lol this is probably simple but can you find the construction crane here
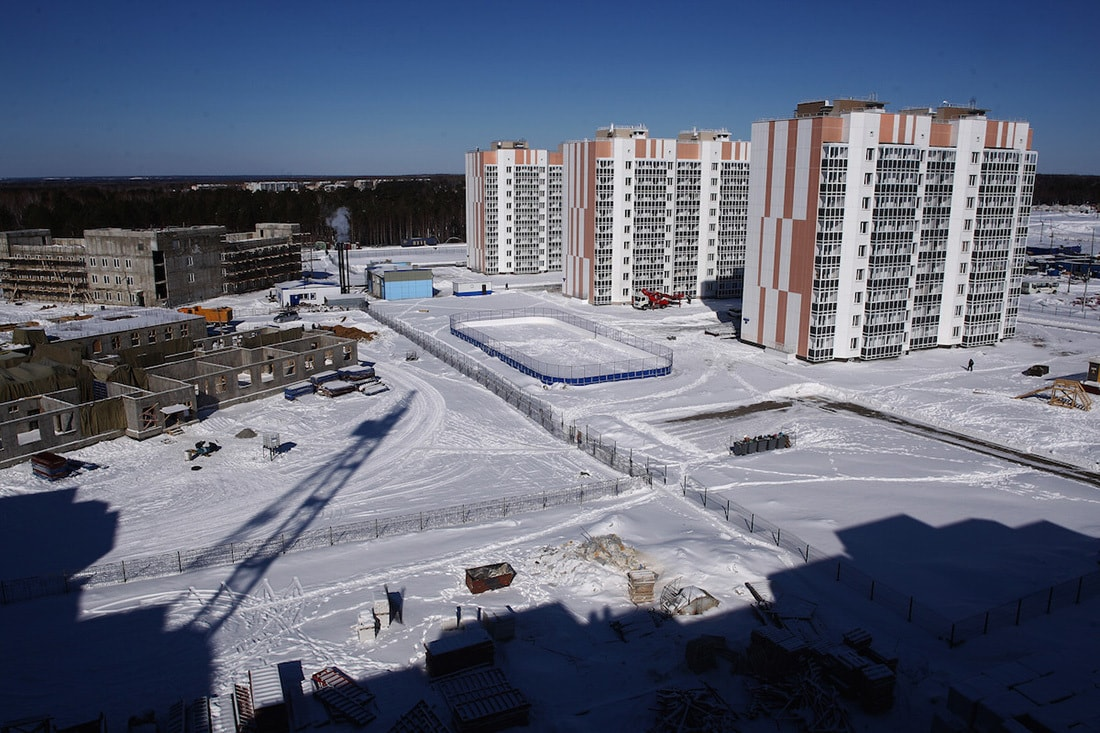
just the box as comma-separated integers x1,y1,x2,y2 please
633,288,685,310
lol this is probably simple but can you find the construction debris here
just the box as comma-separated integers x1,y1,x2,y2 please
1015,378,1092,410
648,687,739,733
660,582,719,616
318,324,378,341
748,662,852,733
574,533,645,571
628,569,659,604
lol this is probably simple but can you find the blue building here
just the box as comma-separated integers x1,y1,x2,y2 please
367,265,434,300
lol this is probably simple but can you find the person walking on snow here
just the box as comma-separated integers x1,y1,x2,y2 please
967,358,974,372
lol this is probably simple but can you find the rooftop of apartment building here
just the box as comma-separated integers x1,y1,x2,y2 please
792,97,989,120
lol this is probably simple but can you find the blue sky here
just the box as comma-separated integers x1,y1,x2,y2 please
2,0,1097,177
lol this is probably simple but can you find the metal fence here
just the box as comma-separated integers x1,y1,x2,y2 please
679,475,1100,647
0,477,638,605
369,308,669,484
449,307,673,385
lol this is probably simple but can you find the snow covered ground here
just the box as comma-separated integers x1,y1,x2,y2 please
0,208,1098,732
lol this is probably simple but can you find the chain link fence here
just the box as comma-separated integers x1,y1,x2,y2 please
449,307,672,384
679,475,1100,647
0,477,638,605
368,308,668,484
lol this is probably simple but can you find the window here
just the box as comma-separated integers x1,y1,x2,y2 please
851,337,859,349
971,151,980,164
954,305,963,316
968,174,977,186
952,326,961,337
858,245,867,257
957,284,966,295
862,197,870,209
864,172,873,185
866,148,874,161
962,241,970,252
623,273,629,280
964,219,973,231
124,258,132,268
859,222,869,234
966,197,975,208
854,292,862,304
852,315,861,327
959,263,968,274
113,258,120,268
188,273,196,283
187,256,194,266
126,276,134,285
623,257,630,265
304,356,314,371
856,269,864,281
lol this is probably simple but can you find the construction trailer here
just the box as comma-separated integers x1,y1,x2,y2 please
177,306,234,324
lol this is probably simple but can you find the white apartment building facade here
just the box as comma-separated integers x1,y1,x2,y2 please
465,141,563,276
742,99,1036,362
561,126,751,305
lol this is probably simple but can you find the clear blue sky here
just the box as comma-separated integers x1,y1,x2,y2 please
2,0,1097,177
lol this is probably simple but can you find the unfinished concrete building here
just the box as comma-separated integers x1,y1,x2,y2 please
0,307,358,468
0,222,306,308
223,224,304,295
83,226,228,307
0,230,89,303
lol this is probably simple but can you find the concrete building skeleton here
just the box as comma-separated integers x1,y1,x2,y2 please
0,307,359,468
0,224,305,307
742,99,1037,362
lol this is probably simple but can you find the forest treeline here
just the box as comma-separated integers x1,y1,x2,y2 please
0,173,1096,243
0,176,465,245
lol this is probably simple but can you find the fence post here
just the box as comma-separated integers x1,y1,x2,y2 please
420,512,423,531
804,544,810,563
949,624,956,647
983,611,990,635
329,527,334,546
836,561,841,581
177,551,183,573
375,518,379,538
724,500,729,521
775,528,781,546
702,486,707,507
907,596,913,622
121,560,127,583
750,514,755,533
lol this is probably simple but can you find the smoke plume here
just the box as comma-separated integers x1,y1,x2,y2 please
326,207,351,243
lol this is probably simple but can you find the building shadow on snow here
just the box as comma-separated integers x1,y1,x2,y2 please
0,488,214,728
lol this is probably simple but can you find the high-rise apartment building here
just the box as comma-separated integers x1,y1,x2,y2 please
743,99,1036,361
465,141,563,276
561,126,750,305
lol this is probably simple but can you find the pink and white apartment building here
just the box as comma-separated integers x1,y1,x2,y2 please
742,99,1036,361
560,126,751,305
465,141,563,276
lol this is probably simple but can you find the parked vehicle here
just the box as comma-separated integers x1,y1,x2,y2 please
274,309,300,323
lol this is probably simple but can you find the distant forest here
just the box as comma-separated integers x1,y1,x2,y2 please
0,175,465,245
0,173,1096,244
